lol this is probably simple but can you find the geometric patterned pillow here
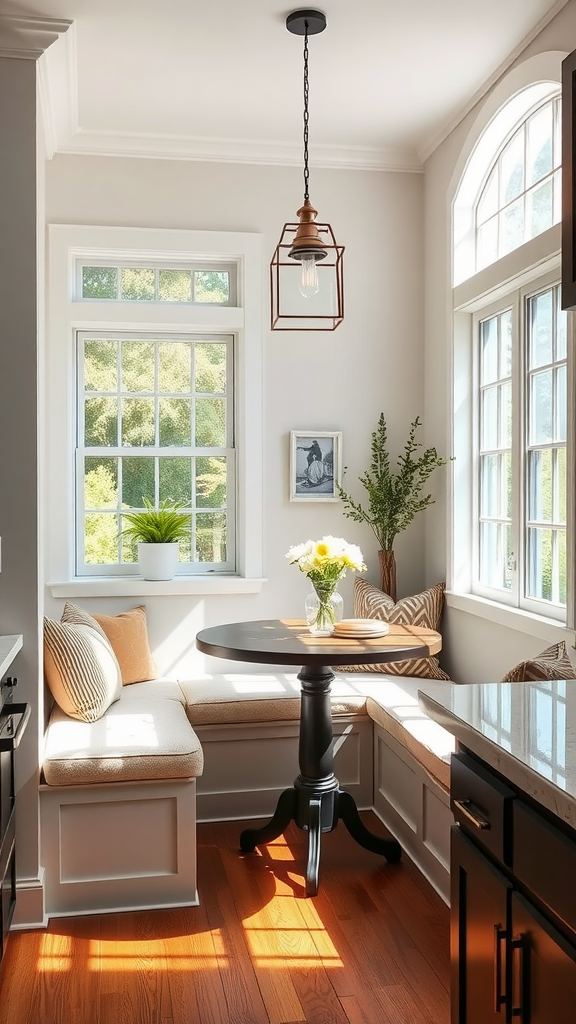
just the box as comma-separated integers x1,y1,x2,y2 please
43,603,122,722
93,605,158,685
335,577,451,680
500,641,576,682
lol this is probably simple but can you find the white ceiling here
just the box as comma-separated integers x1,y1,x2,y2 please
1,0,570,169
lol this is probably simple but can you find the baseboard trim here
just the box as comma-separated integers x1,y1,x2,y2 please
12,870,47,929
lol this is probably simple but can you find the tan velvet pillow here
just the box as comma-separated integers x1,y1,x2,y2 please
44,603,122,722
501,641,576,682
335,577,450,680
93,605,157,684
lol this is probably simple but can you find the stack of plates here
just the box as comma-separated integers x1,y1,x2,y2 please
332,618,390,639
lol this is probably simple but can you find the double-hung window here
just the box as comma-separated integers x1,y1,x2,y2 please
78,327,235,575
47,225,263,588
474,279,567,615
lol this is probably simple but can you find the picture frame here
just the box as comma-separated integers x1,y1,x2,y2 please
289,430,342,501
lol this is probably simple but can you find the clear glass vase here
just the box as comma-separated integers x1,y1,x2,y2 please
305,583,344,636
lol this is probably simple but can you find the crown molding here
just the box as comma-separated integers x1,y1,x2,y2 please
0,14,71,60
37,21,77,160
417,0,570,163
56,128,423,173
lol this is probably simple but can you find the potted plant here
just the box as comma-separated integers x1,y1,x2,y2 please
337,414,450,601
119,497,191,581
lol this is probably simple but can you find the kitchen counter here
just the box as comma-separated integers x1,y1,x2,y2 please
418,679,576,830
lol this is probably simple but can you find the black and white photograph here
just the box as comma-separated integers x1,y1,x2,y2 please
289,430,342,501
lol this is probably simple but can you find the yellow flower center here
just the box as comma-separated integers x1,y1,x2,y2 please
315,542,330,557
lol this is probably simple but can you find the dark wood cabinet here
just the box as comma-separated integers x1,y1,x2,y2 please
450,749,576,1023
510,891,576,1022
450,825,511,1024
0,688,29,965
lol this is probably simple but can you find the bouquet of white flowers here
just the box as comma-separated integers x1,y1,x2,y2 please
286,536,366,633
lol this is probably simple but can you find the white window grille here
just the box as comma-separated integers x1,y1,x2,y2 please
77,330,235,576
475,96,561,271
474,281,567,617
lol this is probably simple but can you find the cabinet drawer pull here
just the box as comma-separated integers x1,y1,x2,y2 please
453,798,491,830
494,925,507,1013
511,935,528,1022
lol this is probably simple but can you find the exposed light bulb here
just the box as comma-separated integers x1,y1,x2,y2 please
299,256,320,298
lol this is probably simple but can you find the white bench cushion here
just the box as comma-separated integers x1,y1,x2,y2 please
335,675,456,790
179,671,369,726
43,679,204,786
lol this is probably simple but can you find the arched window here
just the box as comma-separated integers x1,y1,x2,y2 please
453,80,560,286
475,95,561,271
451,62,571,625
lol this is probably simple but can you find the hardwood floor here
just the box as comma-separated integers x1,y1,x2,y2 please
0,813,449,1024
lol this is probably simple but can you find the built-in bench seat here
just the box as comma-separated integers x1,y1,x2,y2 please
40,679,204,919
40,669,455,918
179,669,455,900
343,675,455,900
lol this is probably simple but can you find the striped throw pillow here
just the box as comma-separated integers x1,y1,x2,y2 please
336,577,450,680
501,641,576,682
44,603,122,722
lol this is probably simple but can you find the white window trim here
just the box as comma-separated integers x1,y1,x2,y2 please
46,224,266,596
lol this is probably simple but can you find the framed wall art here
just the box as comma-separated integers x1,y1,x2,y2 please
289,430,342,501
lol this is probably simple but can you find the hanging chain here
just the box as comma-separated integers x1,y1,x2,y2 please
302,24,310,201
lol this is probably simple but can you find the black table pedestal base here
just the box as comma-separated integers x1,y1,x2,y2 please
240,785,401,896
239,663,401,896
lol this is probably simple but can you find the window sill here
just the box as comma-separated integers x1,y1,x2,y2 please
48,577,268,598
445,591,573,644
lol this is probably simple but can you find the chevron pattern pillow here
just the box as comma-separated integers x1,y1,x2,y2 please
335,577,450,680
501,641,576,682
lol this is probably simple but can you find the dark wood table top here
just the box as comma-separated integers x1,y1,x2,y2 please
196,618,442,667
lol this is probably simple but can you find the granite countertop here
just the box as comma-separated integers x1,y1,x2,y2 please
418,679,576,831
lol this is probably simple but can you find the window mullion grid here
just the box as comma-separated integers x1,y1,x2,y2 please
191,341,196,559
518,290,533,608
522,120,528,247
154,340,160,505
477,311,514,595
523,284,566,612
508,296,522,603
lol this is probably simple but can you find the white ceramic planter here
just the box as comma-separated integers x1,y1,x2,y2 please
137,542,180,581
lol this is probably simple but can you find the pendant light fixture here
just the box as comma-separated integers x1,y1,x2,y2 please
270,9,344,331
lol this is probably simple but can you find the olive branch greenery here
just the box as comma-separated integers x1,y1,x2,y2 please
336,413,452,552
118,497,191,544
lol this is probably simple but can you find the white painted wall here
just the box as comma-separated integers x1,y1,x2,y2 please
423,1,576,683
44,156,432,678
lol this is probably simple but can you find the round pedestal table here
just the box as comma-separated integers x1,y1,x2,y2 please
196,618,442,896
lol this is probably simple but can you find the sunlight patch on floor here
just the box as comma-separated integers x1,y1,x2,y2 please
37,931,73,971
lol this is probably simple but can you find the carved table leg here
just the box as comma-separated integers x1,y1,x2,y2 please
305,797,323,897
240,788,297,852
336,789,401,862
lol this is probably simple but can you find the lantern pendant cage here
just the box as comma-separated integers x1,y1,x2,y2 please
270,8,344,331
